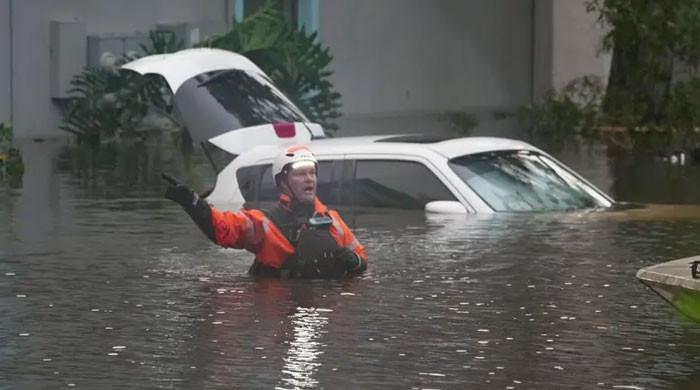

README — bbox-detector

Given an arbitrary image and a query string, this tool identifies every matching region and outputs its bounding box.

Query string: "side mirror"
[424,201,468,214]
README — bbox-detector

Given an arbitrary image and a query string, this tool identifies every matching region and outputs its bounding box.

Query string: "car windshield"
[172,69,307,144]
[448,150,612,211]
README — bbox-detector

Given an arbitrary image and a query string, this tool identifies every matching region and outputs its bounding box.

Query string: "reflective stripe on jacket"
[209,196,367,269]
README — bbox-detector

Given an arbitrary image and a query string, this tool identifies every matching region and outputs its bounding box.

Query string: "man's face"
[284,163,317,203]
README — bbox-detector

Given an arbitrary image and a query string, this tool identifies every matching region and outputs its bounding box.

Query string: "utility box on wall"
[87,34,150,67]
[49,21,87,99]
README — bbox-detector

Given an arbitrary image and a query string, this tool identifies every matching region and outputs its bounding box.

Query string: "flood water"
[3,138,700,389]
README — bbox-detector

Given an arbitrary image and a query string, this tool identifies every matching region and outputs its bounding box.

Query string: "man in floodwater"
[163,144,368,278]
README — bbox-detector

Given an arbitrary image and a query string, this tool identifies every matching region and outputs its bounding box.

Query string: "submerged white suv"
[124,48,614,213]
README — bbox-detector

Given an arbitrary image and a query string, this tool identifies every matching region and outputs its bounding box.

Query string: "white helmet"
[272,144,318,186]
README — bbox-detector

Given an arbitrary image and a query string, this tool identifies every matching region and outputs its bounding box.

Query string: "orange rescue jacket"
[209,195,367,269]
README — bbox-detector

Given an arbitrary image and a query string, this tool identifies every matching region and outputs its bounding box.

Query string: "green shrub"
[520,74,700,154]
[518,76,604,144]
[664,77,700,132]
[0,122,24,186]
[59,31,182,144]
[440,111,478,136]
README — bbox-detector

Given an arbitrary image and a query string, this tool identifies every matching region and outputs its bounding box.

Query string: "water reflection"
[279,306,329,389]
[4,140,700,389]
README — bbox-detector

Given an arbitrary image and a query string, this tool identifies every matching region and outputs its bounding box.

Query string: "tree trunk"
[604,40,674,124]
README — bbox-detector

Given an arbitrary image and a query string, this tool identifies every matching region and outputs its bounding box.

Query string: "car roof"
[304,134,541,160]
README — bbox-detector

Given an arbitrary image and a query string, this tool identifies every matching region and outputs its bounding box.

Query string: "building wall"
[7,0,231,139]
[0,0,10,125]
[318,0,534,121]
[3,0,610,139]
[550,0,610,91]
[532,0,553,100]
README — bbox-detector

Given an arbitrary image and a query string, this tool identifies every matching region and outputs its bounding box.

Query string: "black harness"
[248,205,342,278]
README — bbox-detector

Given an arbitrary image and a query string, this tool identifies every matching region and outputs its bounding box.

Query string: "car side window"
[259,165,277,202]
[235,165,264,201]
[352,160,457,209]
[316,161,340,205]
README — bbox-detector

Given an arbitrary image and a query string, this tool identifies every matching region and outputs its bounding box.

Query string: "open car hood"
[121,48,266,93]
[121,48,325,148]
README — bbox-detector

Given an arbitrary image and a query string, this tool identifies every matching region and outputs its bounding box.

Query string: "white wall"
[319,0,533,119]
[0,0,10,125]
[9,0,230,139]
[550,0,610,91]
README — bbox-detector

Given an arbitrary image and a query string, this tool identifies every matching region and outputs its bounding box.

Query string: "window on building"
[234,0,318,32]
[237,0,299,25]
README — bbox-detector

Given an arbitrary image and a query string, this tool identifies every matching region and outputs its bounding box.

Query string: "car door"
[344,157,460,210]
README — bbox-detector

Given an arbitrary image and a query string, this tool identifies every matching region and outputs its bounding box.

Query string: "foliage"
[633,77,700,152]
[586,0,700,125]
[521,74,700,154]
[202,2,342,131]
[59,31,183,144]
[141,30,184,55]
[588,0,700,68]
[0,122,12,148]
[440,111,478,136]
[664,77,700,131]
[60,68,169,144]
[518,76,604,145]
[580,1,700,153]
[0,122,24,186]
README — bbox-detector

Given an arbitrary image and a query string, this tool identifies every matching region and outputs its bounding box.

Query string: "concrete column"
[533,0,610,99]
[532,0,553,101]
[551,0,610,90]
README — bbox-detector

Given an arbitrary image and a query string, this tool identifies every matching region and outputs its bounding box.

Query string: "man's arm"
[162,173,262,250]
[163,173,217,242]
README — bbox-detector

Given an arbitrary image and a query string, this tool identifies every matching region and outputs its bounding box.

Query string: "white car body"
[123,49,614,213]
[204,134,613,213]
